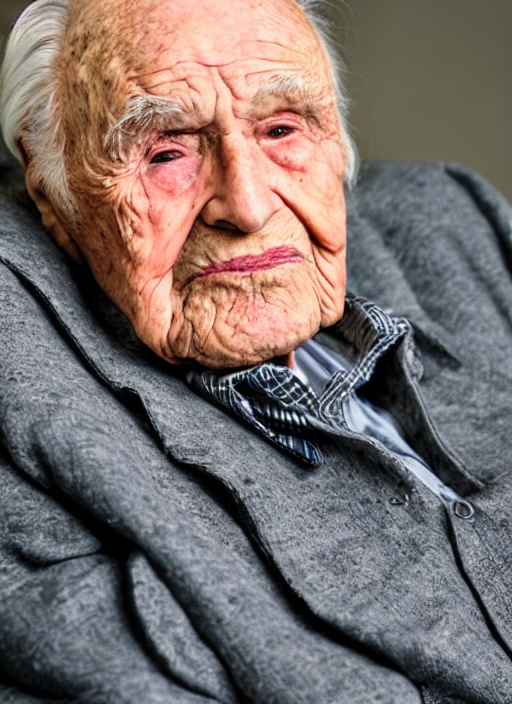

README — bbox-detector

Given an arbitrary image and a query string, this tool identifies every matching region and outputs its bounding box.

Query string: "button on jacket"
[0,156,511,704]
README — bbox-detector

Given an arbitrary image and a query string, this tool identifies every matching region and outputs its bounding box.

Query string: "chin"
[167,293,322,370]
[192,329,317,370]
[160,264,335,369]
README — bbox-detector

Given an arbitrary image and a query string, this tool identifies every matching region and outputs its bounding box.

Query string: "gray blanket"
[1,154,511,703]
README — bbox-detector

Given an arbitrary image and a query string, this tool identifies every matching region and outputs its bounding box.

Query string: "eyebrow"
[104,95,188,162]
[250,74,325,121]
[104,75,326,161]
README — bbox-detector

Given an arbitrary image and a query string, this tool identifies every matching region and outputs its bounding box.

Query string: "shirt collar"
[186,294,411,465]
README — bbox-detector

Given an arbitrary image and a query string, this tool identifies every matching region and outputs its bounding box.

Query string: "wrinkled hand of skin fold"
[47,0,349,370]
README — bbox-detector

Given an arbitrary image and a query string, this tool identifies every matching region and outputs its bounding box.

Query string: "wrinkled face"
[55,0,347,368]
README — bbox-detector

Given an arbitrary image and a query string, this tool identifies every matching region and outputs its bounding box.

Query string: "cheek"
[321,138,345,181]
[264,135,344,177]
[133,161,205,270]
[267,139,347,312]
[264,139,312,171]
[266,135,344,195]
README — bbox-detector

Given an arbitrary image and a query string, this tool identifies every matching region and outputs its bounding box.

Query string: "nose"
[200,135,280,233]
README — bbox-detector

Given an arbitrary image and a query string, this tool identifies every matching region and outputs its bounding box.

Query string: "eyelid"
[146,131,200,161]
[258,111,304,129]
[260,106,323,134]
[147,145,183,161]
[149,149,184,164]
[264,109,303,121]
[256,112,303,138]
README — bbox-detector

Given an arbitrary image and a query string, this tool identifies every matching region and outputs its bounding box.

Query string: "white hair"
[0,0,76,218]
[0,0,357,217]
[295,0,358,184]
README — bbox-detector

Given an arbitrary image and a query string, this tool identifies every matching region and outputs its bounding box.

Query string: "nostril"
[199,178,278,234]
[212,219,244,232]
[198,213,246,233]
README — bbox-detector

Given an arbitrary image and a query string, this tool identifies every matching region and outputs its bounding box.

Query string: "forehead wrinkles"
[137,33,317,85]
[58,0,331,165]
[138,60,314,106]
[133,0,323,77]
[138,49,330,110]
[63,0,322,104]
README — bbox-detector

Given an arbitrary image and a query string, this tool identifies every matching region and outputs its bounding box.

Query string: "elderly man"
[0,0,511,702]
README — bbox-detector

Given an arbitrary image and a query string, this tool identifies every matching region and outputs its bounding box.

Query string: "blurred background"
[1,0,511,200]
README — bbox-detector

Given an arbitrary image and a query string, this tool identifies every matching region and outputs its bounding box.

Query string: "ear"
[20,138,83,263]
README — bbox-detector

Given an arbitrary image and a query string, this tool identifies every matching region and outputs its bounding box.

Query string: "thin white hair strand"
[0,0,76,219]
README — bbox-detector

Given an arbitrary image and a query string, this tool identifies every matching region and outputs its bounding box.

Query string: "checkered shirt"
[186,295,410,466]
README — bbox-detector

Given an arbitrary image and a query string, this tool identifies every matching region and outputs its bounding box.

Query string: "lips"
[197,245,303,278]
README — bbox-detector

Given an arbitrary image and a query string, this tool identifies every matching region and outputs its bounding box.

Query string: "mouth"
[197,246,303,279]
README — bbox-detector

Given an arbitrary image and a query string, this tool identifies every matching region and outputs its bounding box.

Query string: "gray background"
[1,0,511,200]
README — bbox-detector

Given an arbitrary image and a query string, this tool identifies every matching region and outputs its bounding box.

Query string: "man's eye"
[267,126,294,139]
[150,150,183,164]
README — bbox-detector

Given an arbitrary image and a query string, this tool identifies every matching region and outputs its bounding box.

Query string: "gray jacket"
[0,156,511,704]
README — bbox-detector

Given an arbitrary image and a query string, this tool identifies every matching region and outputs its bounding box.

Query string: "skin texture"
[25,0,348,369]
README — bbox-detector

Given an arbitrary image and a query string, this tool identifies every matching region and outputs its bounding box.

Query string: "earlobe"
[22,150,83,263]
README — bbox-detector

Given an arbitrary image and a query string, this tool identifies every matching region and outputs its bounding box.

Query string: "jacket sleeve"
[0,447,223,704]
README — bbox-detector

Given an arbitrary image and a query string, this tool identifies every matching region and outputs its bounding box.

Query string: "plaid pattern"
[186,295,410,466]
